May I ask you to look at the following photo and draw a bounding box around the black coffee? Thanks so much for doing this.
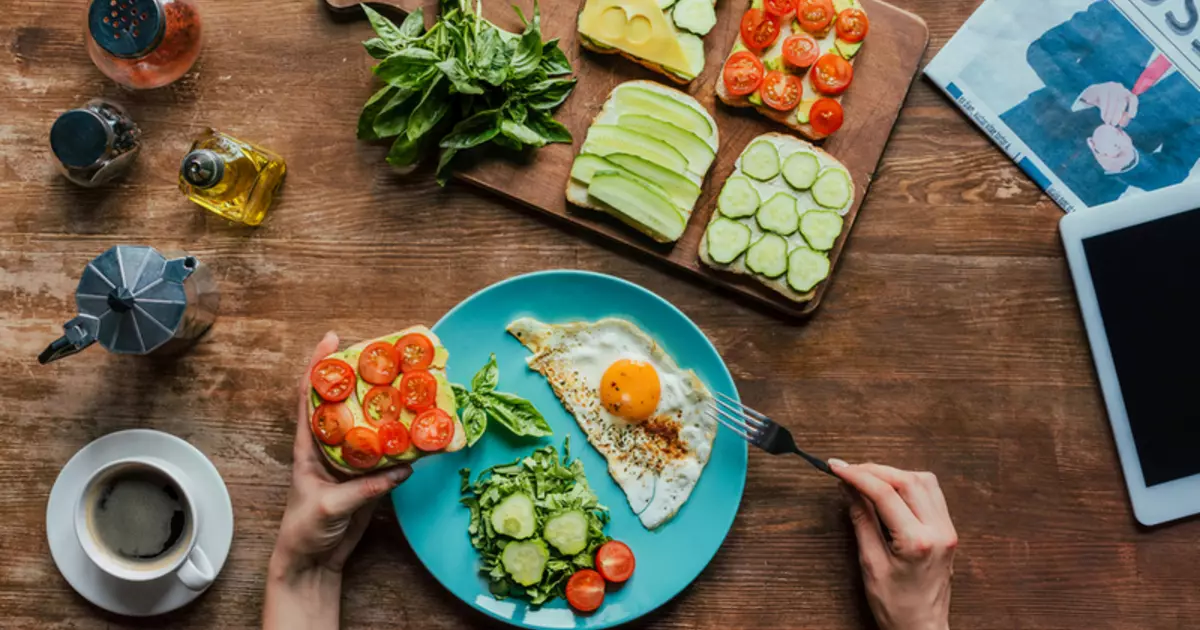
[89,469,188,562]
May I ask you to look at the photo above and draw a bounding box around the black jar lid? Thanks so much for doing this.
[181,150,224,188]
[88,0,166,59]
[50,109,113,169]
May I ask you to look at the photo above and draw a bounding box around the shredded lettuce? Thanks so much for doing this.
[460,438,610,605]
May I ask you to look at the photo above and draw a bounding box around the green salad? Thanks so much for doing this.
[460,439,610,605]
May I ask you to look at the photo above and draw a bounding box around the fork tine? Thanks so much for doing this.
[712,393,769,430]
[715,391,773,425]
[705,408,759,444]
[705,401,763,437]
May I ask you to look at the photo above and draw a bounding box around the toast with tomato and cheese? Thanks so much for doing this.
[576,0,716,84]
[716,0,869,140]
[307,326,466,475]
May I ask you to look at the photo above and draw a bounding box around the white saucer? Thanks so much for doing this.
[46,429,234,616]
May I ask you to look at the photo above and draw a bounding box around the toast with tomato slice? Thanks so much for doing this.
[307,326,467,475]
[716,0,869,140]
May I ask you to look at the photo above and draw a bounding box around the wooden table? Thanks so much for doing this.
[2,1,1197,628]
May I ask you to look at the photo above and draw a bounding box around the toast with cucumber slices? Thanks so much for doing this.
[717,0,869,140]
[700,133,853,301]
[567,81,719,243]
[307,326,467,475]
[577,0,716,83]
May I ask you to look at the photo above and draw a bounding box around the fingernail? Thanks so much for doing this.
[828,458,849,469]
[386,466,412,485]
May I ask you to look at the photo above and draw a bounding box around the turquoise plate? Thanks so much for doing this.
[392,270,746,629]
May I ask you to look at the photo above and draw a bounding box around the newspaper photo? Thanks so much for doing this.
[925,0,1200,212]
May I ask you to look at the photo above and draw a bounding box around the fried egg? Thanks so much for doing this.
[507,317,715,529]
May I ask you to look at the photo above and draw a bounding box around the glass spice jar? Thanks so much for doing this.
[49,99,141,187]
[86,0,202,89]
[179,128,287,226]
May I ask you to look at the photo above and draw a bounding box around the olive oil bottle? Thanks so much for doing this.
[179,128,286,226]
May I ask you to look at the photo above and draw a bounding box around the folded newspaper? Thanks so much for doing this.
[925,0,1200,212]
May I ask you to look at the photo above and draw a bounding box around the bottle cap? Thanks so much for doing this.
[181,150,224,188]
[88,0,166,59]
[50,109,113,169]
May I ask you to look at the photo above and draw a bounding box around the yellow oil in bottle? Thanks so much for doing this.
[179,128,286,226]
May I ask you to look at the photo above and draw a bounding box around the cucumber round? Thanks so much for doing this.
[812,168,852,209]
[490,493,536,540]
[741,141,780,181]
[672,0,717,36]
[787,246,831,292]
[657,0,676,8]
[799,210,843,250]
[543,511,589,556]
[677,32,707,80]
[717,176,760,218]
[501,539,549,586]
[705,217,752,264]
[782,152,820,190]
[745,233,789,278]
[755,192,799,236]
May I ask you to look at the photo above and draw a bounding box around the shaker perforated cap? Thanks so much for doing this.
[74,245,193,354]
[88,0,166,59]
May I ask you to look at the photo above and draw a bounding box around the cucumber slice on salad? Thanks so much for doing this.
[787,247,831,292]
[501,539,549,587]
[672,0,717,36]
[705,217,752,264]
[717,176,760,218]
[800,210,844,251]
[812,168,852,209]
[583,125,689,174]
[607,153,702,209]
[491,493,536,540]
[570,153,624,185]
[588,171,687,242]
[677,32,707,79]
[741,141,780,180]
[782,152,820,190]
[611,86,713,139]
[617,114,715,175]
[756,192,799,235]
[745,233,789,278]
[658,0,676,8]
[543,511,590,556]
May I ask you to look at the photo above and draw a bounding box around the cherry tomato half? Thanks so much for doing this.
[595,541,636,583]
[358,342,400,385]
[763,0,794,18]
[565,569,606,612]
[740,8,781,51]
[761,70,803,111]
[835,7,869,43]
[362,385,402,426]
[795,0,835,33]
[311,358,355,402]
[341,427,383,469]
[782,32,821,68]
[394,333,435,372]
[811,53,854,95]
[723,50,766,97]
[411,408,455,452]
[399,370,437,412]
[378,421,411,456]
[809,98,845,136]
[311,402,354,446]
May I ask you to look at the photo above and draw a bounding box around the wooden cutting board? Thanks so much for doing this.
[327,0,928,317]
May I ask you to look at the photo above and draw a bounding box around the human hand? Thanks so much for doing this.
[1079,82,1138,127]
[1088,125,1137,174]
[829,460,957,630]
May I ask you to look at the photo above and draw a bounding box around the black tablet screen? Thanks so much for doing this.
[1083,209,1200,487]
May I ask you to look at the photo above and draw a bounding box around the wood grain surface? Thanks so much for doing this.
[1,0,1197,629]
[334,0,928,317]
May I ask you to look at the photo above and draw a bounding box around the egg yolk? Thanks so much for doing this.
[600,359,661,422]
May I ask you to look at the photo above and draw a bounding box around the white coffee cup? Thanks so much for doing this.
[74,457,215,591]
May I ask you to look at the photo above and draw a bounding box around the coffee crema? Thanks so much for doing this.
[85,467,190,570]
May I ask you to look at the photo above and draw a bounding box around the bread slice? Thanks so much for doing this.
[576,0,713,83]
[698,132,854,302]
[307,325,466,475]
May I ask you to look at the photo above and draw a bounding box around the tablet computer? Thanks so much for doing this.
[1060,182,1200,526]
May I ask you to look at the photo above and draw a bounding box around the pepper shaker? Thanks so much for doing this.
[86,0,203,89]
[50,99,141,187]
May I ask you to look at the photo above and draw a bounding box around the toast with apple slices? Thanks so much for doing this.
[716,0,868,140]
[566,81,719,243]
[577,0,714,83]
[308,326,466,475]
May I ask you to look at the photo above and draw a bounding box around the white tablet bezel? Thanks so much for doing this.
[1060,182,1200,526]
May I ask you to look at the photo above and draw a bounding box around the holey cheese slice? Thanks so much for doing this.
[578,0,690,74]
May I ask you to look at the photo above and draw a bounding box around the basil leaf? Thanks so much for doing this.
[374,54,437,87]
[524,78,577,111]
[452,383,470,409]
[406,75,451,141]
[435,147,458,186]
[436,58,484,95]
[386,133,423,168]
[440,109,501,149]
[471,353,499,393]
[363,38,394,60]
[509,3,544,80]
[500,119,547,147]
[475,27,513,86]
[491,133,524,152]
[462,404,488,447]
[357,85,396,140]
[502,100,528,124]
[540,40,572,76]
[481,391,553,437]
[363,5,409,48]
[526,112,572,144]
[398,8,426,39]
[372,88,420,138]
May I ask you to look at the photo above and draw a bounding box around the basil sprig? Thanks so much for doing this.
[453,354,552,445]
[358,0,577,184]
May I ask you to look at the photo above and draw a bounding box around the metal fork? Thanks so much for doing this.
[707,392,834,476]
